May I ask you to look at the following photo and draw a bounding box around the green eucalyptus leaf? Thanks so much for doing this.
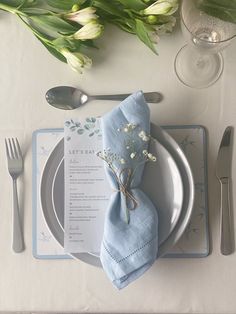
[77,129,85,134]
[135,19,157,54]
[30,15,78,34]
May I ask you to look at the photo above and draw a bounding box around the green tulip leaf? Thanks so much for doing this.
[22,7,52,15]
[0,0,24,7]
[92,0,125,18]
[135,19,157,54]
[115,0,146,10]
[198,0,236,23]
[37,37,67,63]
[30,15,78,34]
[46,0,82,10]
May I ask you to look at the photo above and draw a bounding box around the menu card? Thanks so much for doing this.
[64,118,111,254]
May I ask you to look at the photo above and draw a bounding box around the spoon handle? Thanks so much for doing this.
[91,92,163,103]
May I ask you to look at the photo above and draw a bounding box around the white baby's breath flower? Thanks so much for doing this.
[127,123,137,131]
[126,146,130,149]
[147,153,157,161]
[123,127,129,132]
[138,130,146,138]
[130,152,137,159]
[143,150,148,155]
[142,135,150,142]
[120,158,126,164]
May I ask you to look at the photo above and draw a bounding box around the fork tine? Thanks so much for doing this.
[12,138,19,159]
[15,138,22,158]
[8,138,14,159]
[5,139,10,159]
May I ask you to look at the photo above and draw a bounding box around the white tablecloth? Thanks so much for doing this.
[0,11,236,313]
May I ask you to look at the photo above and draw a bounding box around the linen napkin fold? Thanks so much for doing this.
[100,91,158,289]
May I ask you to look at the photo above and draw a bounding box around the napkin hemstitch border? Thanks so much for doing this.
[102,235,157,264]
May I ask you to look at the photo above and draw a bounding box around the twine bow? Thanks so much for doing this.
[113,168,138,224]
[97,153,138,224]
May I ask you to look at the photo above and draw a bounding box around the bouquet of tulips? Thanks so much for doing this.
[0,0,179,73]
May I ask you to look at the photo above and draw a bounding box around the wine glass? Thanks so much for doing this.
[174,0,236,88]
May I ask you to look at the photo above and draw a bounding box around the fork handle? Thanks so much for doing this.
[12,179,24,253]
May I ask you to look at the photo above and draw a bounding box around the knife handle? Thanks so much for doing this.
[220,177,234,255]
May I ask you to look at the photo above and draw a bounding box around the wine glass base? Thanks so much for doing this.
[174,45,224,89]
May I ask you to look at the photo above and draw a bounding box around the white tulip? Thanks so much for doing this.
[144,0,178,16]
[73,21,103,40]
[61,49,92,73]
[65,7,98,26]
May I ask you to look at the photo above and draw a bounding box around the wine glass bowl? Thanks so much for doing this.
[175,0,236,88]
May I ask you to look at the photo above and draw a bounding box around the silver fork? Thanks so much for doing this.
[5,138,24,253]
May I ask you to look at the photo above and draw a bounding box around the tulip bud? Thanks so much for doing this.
[60,48,92,73]
[143,0,178,16]
[73,21,104,40]
[65,7,98,26]
[147,15,158,24]
[72,4,80,12]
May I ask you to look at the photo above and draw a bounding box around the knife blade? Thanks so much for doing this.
[216,126,234,255]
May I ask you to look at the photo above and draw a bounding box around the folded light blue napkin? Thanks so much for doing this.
[100,91,158,289]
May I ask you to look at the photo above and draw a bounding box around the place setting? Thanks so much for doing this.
[1,0,236,302]
[30,88,211,288]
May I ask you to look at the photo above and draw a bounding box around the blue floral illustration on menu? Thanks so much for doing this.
[65,117,101,141]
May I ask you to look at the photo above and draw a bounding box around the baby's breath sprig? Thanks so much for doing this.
[96,122,157,223]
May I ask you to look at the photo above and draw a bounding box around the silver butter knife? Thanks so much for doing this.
[216,126,234,255]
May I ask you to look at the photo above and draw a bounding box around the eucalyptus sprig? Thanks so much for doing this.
[0,0,179,73]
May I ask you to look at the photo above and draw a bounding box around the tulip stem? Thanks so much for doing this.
[0,3,28,16]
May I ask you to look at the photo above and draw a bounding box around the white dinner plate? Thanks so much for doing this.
[40,124,194,266]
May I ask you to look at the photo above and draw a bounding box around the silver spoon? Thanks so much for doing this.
[45,86,163,110]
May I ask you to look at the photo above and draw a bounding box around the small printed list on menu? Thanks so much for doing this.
[64,118,111,254]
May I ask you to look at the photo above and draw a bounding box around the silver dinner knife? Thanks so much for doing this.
[216,126,234,255]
